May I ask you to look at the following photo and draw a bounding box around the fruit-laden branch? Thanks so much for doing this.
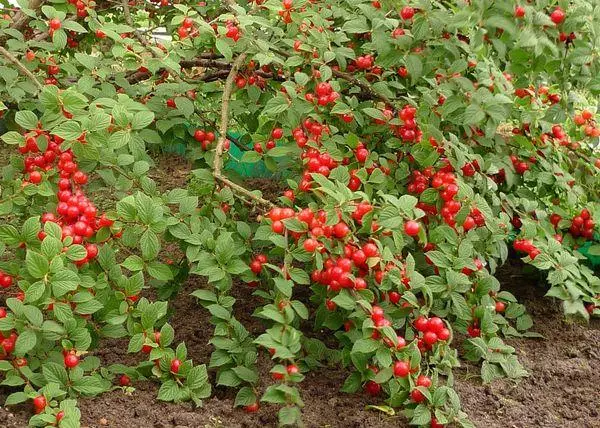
[0,46,44,92]
[212,52,275,208]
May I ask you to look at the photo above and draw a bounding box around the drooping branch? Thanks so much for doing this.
[212,53,274,208]
[0,46,44,92]
[331,68,394,107]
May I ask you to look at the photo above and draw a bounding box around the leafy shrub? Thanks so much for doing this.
[0,0,599,427]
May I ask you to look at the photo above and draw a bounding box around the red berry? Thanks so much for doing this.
[550,7,565,24]
[427,317,445,334]
[400,6,415,20]
[423,331,438,345]
[333,222,350,238]
[514,6,525,18]
[303,238,318,252]
[119,374,131,386]
[414,316,429,332]
[32,395,47,413]
[64,353,79,368]
[364,380,381,396]
[393,360,410,377]
[404,220,420,236]
[250,260,262,274]
[271,128,283,139]
[170,358,181,373]
[49,18,62,30]
[244,402,260,413]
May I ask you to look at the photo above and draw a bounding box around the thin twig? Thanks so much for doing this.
[0,46,44,92]
[331,68,393,106]
[212,53,274,208]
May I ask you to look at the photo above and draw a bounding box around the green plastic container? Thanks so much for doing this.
[224,131,272,178]
[576,234,600,268]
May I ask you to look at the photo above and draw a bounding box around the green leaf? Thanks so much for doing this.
[15,111,38,129]
[234,386,256,407]
[26,251,48,278]
[51,270,79,297]
[5,392,29,406]
[140,230,160,260]
[14,329,37,356]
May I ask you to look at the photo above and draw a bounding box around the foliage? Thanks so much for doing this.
[0,0,599,427]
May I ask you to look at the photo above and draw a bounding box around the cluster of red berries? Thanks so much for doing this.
[509,154,530,175]
[224,21,241,41]
[392,105,422,143]
[407,166,479,230]
[467,321,481,338]
[250,253,268,275]
[353,54,374,70]
[193,129,216,150]
[177,17,199,39]
[512,239,541,260]
[461,159,480,177]
[277,0,294,23]
[568,208,595,240]
[18,129,110,265]
[67,0,94,18]
[572,110,600,137]
[414,316,451,351]
[253,128,283,153]
[305,81,340,107]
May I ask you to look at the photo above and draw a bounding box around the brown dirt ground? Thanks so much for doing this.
[1,151,599,427]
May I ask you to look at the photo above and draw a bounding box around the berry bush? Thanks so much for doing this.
[0,0,599,426]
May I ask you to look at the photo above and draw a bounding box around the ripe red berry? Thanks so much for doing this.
[414,316,429,332]
[170,358,181,373]
[423,331,438,345]
[32,395,47,413]
[64,353,79,368]
[303,238,318,252]
[243,402,260,413]
[271,128,283,139]
[49,18,62,30]
[250,260,262,274]
[393,360,410,377]
[364,380,381,396]
[119,374,131,386]
[400,6,415,20]
[514,6,525,18]
[404,220,420,236]
[427,317,444,334]
[333,222,350,238]
[550,7,565,24]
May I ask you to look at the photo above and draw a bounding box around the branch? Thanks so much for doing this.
[121,0,153,49]
[214,53,247,177]
[212,53,274,208]
[331,68,393,106]
[9,0,44,31]
[0,46,44,92]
